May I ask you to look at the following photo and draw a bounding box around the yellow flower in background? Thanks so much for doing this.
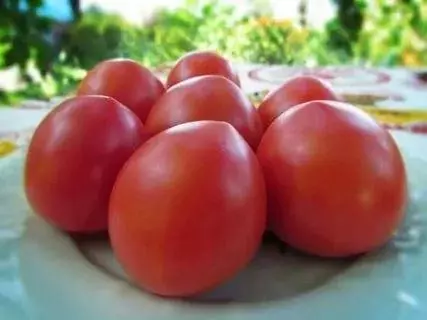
[255,16,272,27]
[0,140,17,158]
[276,19,292,29]
[402,50,421,67]
[254,17,293,29]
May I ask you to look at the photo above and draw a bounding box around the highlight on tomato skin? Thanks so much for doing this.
[257,75,340,130]
[77,58,165,123]
[109,120,267,297]
[25,95,150,233]
[257,100,407,258]
[145,75,263,149]
[166,50,240,89]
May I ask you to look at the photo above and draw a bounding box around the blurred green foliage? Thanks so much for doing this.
[354,0,427,66]
[326,0,366,58]
[61,1,241,69]
[63,7,131,69]
[0,0,55,76]
[1,0,427,105]
[227,17,310,64]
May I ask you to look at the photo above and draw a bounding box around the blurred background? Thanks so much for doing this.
[0,0,426,105]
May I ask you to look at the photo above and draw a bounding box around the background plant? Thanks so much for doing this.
[354,0,427,66]
[1,0,426,105]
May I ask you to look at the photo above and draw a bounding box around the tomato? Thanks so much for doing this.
[25,95,148,233]
[257,75,339,129]
[109,121,266,297]
[145,75,263,149]
[166,51,240,89]
[77,59,165,123]
[257,101,407,257]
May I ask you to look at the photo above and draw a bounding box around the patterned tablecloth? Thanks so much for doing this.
[1,64,427,159]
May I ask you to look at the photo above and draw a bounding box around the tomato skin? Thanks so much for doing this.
[257,76,339,129]
[166,51,240,88]
[257,101,407,257]
[109,121,266,297]
[25,95,148,233]
[77,58,165,123]
[145,75,263,149]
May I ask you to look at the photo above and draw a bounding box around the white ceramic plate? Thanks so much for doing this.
[1,131,427,320]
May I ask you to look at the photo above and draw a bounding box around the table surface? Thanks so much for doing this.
[2,64,427,150]
[6,62,427,150]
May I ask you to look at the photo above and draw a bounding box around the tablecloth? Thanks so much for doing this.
[2,65,427,158]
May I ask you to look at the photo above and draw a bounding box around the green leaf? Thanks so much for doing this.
[27,0,44,9]
[3,38,30,68]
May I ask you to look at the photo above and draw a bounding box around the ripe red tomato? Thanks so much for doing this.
[25,95,149,233]
[257,101,407,257]
[257,75,339,129]
[109,121,266,297]
[77,58,165,123]
[166,51,240,89]
[145,75,263,149]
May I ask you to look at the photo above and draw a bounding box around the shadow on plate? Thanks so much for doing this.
[77,231,361,304]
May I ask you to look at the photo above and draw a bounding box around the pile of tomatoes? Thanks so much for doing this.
[24,51,407,298]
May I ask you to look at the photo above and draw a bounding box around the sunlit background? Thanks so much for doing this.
[41,0,336,27]
[0,0,426,104]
